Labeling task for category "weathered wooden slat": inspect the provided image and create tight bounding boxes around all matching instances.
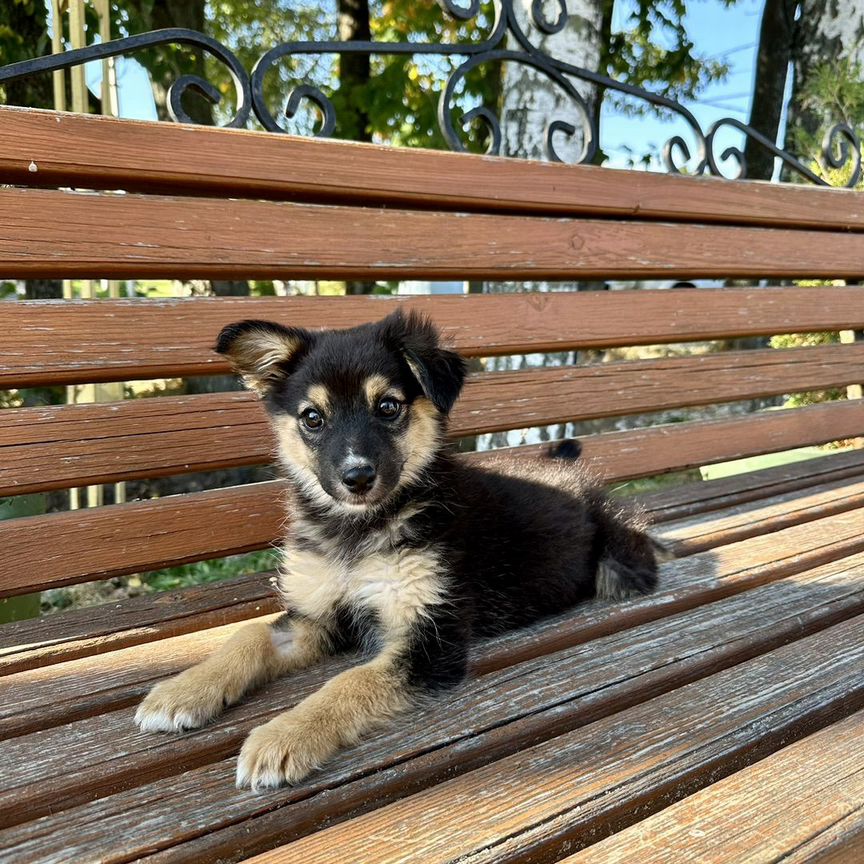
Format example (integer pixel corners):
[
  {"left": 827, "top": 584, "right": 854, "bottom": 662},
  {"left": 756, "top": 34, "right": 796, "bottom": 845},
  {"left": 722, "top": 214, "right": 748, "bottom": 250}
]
[
  {"left": 565, "top": 709, "right": 864, "bottom": 864},
  {"left": 5, "top": 544, "right": 864, "bottom": 743},
  {"left": 641, "top": 447, "right": 864, "bottom": 522},
  {"left": 0, "top": 483, "right": 284, "bottom": 598},
  {"left": 5, "top": 106, "right": 864, "bottom": 231},
  {"left": 5, "top": 344, "right": 864, "bottom": 497},
  {"left": 1, "top": 566, "right": 862, "bottom": 853},
  {"left": 3, "top": 448, "right": 863, "bottom": 677},
  {"left": 5, "top": 287, "right": 864, "bottom": 389},
  {"left": 5, "top": 186, "right": 864, "bottom": 282},
  {"left": 0, "top": 617, "right": 278, "bottom": 739},
  {"left": 0, "top": 572, "right": 279, "bottom": 677},
  {"left": 660, "top": 475, "right": 864, "bottom": 556},
  {"left": 480, "top": 399, "right": 864, "bottom": 482},
  {"left": 238, "top": 617, "right": 864, "bottom": 864},
  {"left": 3, "top": 401, "right": 863, "bottom": 598}
]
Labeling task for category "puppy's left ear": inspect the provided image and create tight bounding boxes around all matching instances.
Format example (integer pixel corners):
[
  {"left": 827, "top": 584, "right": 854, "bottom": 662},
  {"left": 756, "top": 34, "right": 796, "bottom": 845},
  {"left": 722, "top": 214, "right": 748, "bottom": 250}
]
[
  {"left": 215, "top": 319, "right": 314, "bottom": 398},
  {"left": 382, "top": 310, "right": 466, "bottom": 413}
]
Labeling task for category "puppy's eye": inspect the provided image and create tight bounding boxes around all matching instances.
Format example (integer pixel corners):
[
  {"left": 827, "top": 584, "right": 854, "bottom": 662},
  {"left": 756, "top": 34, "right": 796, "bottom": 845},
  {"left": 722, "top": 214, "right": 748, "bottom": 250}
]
[
  {"left": 300, "top": 408, "right": 324, "bottom": 430},
  {"left": 377, "top": 397, "right": 402, "bottom": 420}
]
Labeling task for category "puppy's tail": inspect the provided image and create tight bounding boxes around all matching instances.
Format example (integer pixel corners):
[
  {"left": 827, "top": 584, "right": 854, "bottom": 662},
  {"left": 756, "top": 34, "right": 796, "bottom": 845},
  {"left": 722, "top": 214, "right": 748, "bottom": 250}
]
[
  {"left": 547, "top": 438, "right": 582, "bottom": 460},
  {"left": 589, "top": 492, "right": 672, "bottom": 601}
]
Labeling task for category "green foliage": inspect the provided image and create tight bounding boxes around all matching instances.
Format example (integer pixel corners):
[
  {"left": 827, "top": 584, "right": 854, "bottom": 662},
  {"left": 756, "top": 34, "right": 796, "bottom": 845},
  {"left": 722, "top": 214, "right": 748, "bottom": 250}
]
[
  {"left": 603, "top": 0, "right": 734, "bottom": 113},
  {"left": 793, "top": 56, "right": 864, "bottom": 160},
  {"left": 142, "top": 549, "right": 279, "bottom": 592},
  {"left": 769, "top": 293, "right": 846, "bottom": 409}
]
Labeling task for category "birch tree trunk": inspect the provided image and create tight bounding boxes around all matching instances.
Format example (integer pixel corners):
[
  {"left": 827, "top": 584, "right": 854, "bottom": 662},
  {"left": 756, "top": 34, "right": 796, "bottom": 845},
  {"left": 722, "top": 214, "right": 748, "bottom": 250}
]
[
  {"left": 788, "top": 1, "right": 864, "bottom": 151},
  {"left": 482, "top": 0, "right": 603, "bottom": 450}
]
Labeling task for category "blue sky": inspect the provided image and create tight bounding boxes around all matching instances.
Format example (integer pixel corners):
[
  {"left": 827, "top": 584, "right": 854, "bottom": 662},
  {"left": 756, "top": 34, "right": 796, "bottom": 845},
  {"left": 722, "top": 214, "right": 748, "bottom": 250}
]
[
  {"left": 602, "top": 0, "right": 767, "bottom": 170},
  {"left": 77, "top": 0, "right": 770, "bottom": 171}
]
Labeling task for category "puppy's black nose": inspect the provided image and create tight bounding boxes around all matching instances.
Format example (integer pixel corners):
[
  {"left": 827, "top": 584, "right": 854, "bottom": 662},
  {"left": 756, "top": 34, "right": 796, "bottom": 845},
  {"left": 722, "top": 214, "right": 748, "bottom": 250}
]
[{"left": 341, "top": 463, "right": 377, "bottom": 494}]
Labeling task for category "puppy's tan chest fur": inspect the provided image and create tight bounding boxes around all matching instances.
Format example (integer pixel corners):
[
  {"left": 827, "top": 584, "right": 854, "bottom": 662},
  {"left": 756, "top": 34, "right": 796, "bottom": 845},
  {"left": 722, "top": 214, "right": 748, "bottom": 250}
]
[{"left": 278, "top": 538, "right": 446, "bottom": 637}]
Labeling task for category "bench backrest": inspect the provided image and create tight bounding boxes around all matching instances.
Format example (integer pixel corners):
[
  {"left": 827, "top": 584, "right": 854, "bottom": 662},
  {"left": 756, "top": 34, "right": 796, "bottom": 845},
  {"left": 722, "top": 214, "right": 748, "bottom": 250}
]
[{"left": 2, "top": 105, "right": 863, "bottom": 601}]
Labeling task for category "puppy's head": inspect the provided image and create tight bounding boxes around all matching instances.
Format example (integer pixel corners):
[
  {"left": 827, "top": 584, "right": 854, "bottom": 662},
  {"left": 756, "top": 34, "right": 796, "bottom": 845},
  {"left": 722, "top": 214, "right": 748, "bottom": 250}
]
[{"left": 216, "top": 309, "right": 466, "bottom": 512}]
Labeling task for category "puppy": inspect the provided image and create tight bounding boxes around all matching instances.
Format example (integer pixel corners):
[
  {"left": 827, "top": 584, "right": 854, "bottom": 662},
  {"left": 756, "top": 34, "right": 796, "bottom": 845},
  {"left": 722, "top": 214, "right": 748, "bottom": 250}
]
[{"left": 135, "top": 309, "right": 664, "bottom": 790}]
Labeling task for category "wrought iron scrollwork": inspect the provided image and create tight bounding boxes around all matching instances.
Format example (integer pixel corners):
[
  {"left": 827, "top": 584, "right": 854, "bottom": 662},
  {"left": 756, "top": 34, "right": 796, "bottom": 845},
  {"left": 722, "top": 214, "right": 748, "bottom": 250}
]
[
  {"left": 0, "top": 3, "right": 860, "bottom": 187},
  {"left": 0, "top": 28, "right": 252, "bottom": 128}
]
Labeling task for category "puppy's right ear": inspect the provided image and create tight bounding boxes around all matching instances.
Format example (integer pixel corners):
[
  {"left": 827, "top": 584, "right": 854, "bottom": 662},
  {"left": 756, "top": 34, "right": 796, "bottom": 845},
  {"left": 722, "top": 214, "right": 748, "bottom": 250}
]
[{"left": 215, "top": 320, "right": 314, "bottom": 397}]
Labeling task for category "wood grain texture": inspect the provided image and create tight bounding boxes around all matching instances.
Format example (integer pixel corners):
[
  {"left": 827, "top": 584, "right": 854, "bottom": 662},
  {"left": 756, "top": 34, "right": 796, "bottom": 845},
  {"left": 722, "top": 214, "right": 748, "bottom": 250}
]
[
  {"left": 236, "top": 617, "right": 864, "bottom": 864},
  {"left": 5, "top": 287, "right": 864, "bottom": 389},
  {"left": 5, "top": 544, "right": 864, "bottom": 742},
  {"left": 3, "top": 476, "right": 861, "bottom": 683},
  {"left": 3, "top": 401, "right": 863, "bottom": 597},
  {"left": 2, "top": 563, "right": 862, "bottom": 852},
  {"left": 0, "top": 572, "right": 279, "bottom": 677},
  {"left": 0, "top": 482, "right": 285, "bottom": 597},
  {"left": 565, "top": 709, "right": 864, "bottom": 864},
  {"left": 4, "top": 106, "right": 864, "bottom": 231},
  {"left": 6, "top": 186, "right": 864, "bottom": 282},
  {"left": 660, "top": 475, "right": 864, "bottom": 555},
  {"left": 3, "top": 448, "right": 863, "bottom": 677},
  {"left": 6, "top": 343, "right": 864, "bottom": 497},
  {"left": 477, "top": 399, "right": 864, "bottom": 482},
  {"left": 641, "top": 447, "right": 864, "bottom": 522}
]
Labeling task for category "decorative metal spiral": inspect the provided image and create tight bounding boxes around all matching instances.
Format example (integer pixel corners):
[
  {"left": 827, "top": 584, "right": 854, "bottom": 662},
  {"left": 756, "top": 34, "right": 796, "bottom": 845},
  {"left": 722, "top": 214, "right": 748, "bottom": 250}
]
[
  {"left": 0, "top": 28, "right": 252, "bottom": 129},
  {"left": 0, "top": 5, "right": 858, "bottom": 189}
]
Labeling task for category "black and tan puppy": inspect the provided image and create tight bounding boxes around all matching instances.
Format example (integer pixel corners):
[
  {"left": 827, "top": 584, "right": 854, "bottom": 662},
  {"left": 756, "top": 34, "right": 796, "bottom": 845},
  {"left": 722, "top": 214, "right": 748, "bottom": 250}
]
[{"left": 135, "top": 310, "right": 664, "bottom": 790}]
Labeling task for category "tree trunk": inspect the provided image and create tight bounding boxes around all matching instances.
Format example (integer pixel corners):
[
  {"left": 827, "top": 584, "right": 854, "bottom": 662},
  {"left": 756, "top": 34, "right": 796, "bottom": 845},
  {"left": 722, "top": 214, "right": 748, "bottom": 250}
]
[
  {"left": 124, "top": 0, "right": 212, "bottom": 124},
  {"left": 338, "top": 0, "right": 375, "bottom": 295},
  {"left": 788, "top": 1, "right": 864, "bottom": 154},
  {"left": 483, "top": 1, "right": 603, "bottom": 450},
  {"left": 338, "top": 0, "right": 372, "bottom": 142},
  {"left": 743, "top": 0, "right": 796, "bottom": 181},
  {"left": 0, "top": 0, "right": 53, "bottom": 109}
]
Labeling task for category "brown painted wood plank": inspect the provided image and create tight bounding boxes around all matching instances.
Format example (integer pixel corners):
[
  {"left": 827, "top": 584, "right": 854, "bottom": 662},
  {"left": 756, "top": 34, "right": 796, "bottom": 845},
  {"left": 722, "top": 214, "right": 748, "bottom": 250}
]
[
  {"left": 2, "top": 401, "right": 863, "bottom": 598},
  {"left": 0, "top": 482, "right": 285, "bottom": 598},
  {"left": 565, "top": 709, "right": 864, "bottom": 864},
  {"left": 4, "top": 106, "right": 864, "bottom": 231},
  {"left": 5, "top": 186, "right": 864, "bottom": 282},
  {"left": 0, "top": 616, "right": 278, "bottom": 739},
  {"left": 4, "top": 544, "right": 864, "bottom": 743},
  {"left": 0, "top": 572, "right": 280, "bottom": 677},
  {"left": 640, "top": 447, "right": 864, "bottom": 522},
  {"left": 5, "top": 287, "right": 864, "bottom": 389},
  {"left": 3, "top": 447, "right": 864, "bottom": 677},
  {"left": 239, "top": 617, "right": 864, "bottom": 864},
  {"left": 1, "top": 564, "right": 862, "bottom": 854},
  {"left": 6, "top": 343, "right": 864, "bottom": 497},
  {"left": 476, "top": 399, "right": 864, "bottom": 482},
  {"left": 4, "top": 452, "right": 862, "bottom": 676},
  {"left": 659, "top": 475, "right": 864, "bottom": 555}
]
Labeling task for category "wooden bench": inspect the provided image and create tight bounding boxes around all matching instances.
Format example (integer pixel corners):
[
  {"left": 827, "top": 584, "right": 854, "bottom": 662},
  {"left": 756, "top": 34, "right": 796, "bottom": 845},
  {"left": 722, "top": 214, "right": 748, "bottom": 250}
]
[{"left": 2, "top": 104, "right": 864, "bottom": 863}]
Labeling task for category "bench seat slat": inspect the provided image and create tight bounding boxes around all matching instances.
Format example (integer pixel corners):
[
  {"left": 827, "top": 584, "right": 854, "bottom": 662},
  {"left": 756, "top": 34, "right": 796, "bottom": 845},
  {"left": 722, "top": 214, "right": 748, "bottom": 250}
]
[
  {"left": 6, "top": 187, "right": 864, "bottom": 282},
  {"left": 197, "top": 617, "right": 864, "bottom": 864},
  {"left": 659, "top": 475, "right": 864, "bottom": 556},
  {"left": 4, "top": 288, "right": 864, "bottom": 389},
  {"left": 2, "top": 561, "right": 862, "bottom": 847},
  {"left": 4, "top": 343, "right": 864, "bottom": 497},
  {"left": 640, "top": 447, "right": 864, "bottom": 522},
  {"left": 3, "top": 106, "right": 864, "bottom": 232},
  {"left": 5, "top": 447, "right": 863, "bottom": 677},
  {"left": 2, "top": 401, "right": 862, "bottom": 597},
  {"left": 5, "top": 532, "right": 864, "bottom": 743},
  {"left": 564, "top": 709, "right": 864, "bottom": 864}
]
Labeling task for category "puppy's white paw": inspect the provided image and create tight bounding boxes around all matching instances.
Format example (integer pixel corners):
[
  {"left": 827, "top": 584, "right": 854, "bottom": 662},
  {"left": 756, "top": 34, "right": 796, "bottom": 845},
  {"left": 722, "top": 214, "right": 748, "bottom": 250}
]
[
  {"left": 236, "top": 713, "right": 332, "bottom": 791},
  {"left": 135, "top": 671, "right": 228, "bottom": 732}
]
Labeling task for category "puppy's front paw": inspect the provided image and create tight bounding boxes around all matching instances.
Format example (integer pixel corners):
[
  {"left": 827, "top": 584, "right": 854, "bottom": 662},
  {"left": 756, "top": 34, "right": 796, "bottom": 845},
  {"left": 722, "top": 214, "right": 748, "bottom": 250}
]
[
  {"left": 236, "top": 713, "right": 333, "bottom": 790},
  {"left": 135, "top": 668, "right": 228, "bottom": 732}
]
